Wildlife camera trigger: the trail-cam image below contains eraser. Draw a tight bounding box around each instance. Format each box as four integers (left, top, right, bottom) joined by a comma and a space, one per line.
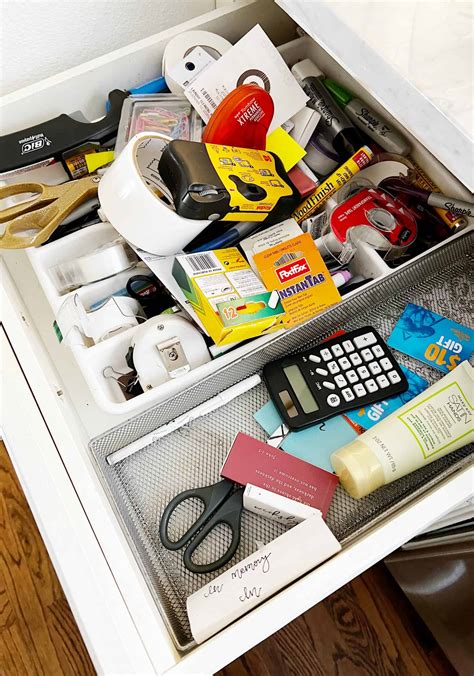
243, 484, 320, 525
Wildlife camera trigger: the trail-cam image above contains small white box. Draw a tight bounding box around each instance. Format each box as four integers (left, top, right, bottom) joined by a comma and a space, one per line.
243, 484, 320, 525
240, 219, 302, 274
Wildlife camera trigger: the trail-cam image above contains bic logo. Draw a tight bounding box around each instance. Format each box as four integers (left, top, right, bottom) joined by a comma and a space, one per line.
20, 135, 52, 155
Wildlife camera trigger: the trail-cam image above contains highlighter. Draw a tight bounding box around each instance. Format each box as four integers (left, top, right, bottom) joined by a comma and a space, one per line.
323, 79, 411, 156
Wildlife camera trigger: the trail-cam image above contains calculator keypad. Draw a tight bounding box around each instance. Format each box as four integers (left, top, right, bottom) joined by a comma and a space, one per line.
265, 326, 408, 430
301, 331, 405, 415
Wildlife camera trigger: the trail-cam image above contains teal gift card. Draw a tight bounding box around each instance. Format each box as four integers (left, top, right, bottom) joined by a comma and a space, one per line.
254, 401, 359, 473
344, 365, 428, 431
388, 303, 473, 373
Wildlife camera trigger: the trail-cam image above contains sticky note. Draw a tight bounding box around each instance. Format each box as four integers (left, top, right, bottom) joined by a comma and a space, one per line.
266, 127, 306, 171
85, 150, 115, 173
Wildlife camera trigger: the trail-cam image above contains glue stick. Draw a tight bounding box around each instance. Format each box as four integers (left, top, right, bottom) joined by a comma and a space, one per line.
292, 146, 373, 223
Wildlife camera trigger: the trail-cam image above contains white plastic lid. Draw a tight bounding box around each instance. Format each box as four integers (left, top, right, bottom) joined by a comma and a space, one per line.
331, 439, 385, 499
291, 58, 324, 84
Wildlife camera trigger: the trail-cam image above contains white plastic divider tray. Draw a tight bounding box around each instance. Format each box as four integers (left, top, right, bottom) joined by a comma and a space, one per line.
89, 230, 473, 651
22, 33, 473, 416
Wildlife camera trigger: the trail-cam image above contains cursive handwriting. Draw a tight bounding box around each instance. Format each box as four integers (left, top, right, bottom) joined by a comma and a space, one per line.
231, 553, 272, 580
239, 585, 262, 603
203, 583, 223, 598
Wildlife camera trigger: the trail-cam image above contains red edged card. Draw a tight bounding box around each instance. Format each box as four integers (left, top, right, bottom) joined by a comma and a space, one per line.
221, 432, 339, 518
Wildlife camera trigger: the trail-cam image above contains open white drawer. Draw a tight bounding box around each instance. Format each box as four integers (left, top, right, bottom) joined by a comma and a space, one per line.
1, 1, 473, 673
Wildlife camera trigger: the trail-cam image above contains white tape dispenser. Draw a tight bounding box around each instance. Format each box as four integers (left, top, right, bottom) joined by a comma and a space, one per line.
98, 133, 211, 255
129, 315, 211, 390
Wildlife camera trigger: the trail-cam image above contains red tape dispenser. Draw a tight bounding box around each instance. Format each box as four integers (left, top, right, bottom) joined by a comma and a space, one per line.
321, 186, 418, 264
202, 84, 274, 150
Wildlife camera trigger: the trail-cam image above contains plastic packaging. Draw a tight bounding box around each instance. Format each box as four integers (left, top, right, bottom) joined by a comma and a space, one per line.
331, 361, 474, 499
115, 94, 202, 155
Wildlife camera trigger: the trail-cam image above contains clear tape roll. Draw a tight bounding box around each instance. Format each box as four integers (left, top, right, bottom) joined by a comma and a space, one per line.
98, 132, 210, 255
51, 239, 137, 293
162, 31, 232, 94
56, 294, 144, 344
87, 296, 143, 342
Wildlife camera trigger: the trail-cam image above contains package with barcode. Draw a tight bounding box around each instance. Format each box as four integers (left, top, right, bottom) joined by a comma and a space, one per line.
253, 233, 342, 328
240, 218, 303, 275
172, 248, 285, 345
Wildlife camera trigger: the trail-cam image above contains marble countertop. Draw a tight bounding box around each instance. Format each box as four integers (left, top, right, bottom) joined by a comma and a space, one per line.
277, 0, 473, 190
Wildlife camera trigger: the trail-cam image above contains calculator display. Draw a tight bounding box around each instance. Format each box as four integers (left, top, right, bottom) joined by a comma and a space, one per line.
283, 365, 319, 414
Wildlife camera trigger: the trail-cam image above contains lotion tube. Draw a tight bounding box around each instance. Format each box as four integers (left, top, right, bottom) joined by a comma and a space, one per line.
331, 361, 473, 499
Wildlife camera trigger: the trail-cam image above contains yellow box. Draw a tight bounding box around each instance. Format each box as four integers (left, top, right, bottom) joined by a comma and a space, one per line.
253, 233, 341, 328
172, 248, 285, 346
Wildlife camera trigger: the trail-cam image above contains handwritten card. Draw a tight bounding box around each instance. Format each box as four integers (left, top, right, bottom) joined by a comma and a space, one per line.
187, 513, 341, 643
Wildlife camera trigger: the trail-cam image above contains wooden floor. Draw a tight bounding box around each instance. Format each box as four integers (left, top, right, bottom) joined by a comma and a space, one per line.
0, 441, 455, 676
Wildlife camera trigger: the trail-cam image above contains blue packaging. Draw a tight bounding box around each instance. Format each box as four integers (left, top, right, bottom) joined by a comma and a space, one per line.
344, 365, 428, 430
388, 303, 473, 373
254, 401, 359, 473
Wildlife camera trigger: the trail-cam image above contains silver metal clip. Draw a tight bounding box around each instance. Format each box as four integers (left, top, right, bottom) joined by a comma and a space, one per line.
157, 336, 190, 378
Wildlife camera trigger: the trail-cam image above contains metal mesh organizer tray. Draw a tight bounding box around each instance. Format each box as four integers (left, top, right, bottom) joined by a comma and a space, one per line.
90, 231, 473, 651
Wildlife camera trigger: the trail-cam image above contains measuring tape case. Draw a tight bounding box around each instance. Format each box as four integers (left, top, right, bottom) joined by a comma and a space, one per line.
159, 140, 299, 223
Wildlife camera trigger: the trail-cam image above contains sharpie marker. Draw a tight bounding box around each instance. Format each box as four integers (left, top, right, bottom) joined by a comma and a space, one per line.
291, 59, 363, 160
324, 79, 411, 156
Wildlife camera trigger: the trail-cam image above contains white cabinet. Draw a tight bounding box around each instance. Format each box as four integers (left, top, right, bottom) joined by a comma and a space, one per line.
1, 1, 472, 673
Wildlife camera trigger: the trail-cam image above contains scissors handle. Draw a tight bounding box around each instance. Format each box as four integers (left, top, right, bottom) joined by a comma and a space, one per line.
0, 175, 100, 248
160, 479, 234, 551
183, 487, 244, 574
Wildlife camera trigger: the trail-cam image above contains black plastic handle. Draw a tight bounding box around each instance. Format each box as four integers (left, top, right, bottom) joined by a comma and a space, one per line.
159, 479, 234, 552
183, 487, 244, 574
0, 90, 128, 173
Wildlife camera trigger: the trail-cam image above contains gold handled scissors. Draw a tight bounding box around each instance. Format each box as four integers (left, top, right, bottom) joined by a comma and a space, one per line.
0, 174, 100, 248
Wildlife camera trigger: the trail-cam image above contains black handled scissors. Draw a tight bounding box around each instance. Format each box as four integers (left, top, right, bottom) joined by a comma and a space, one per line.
159, 479, 244, 574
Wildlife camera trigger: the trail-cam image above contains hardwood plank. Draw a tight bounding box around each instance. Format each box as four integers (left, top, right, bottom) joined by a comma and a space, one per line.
218, 556, 456, 676
0, 442, 95, 676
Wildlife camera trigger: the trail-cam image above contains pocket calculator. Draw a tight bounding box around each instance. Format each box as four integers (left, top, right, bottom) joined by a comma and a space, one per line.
263, 326, 408, 430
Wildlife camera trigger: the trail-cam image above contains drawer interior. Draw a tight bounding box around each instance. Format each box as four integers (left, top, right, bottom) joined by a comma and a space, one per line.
5, 11, 470, 437
2, 0, 473, 668
89, 231, 473, 651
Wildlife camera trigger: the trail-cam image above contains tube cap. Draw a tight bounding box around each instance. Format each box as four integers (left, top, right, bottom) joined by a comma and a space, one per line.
291, 59, 324, 84
324, 78, 354, 107
331, 440, 385, 499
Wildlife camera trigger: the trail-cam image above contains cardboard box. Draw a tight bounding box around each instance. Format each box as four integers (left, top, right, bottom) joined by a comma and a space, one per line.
253, 232, 341, 327
240, 218, 302, 274
172, 248, 284, 345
